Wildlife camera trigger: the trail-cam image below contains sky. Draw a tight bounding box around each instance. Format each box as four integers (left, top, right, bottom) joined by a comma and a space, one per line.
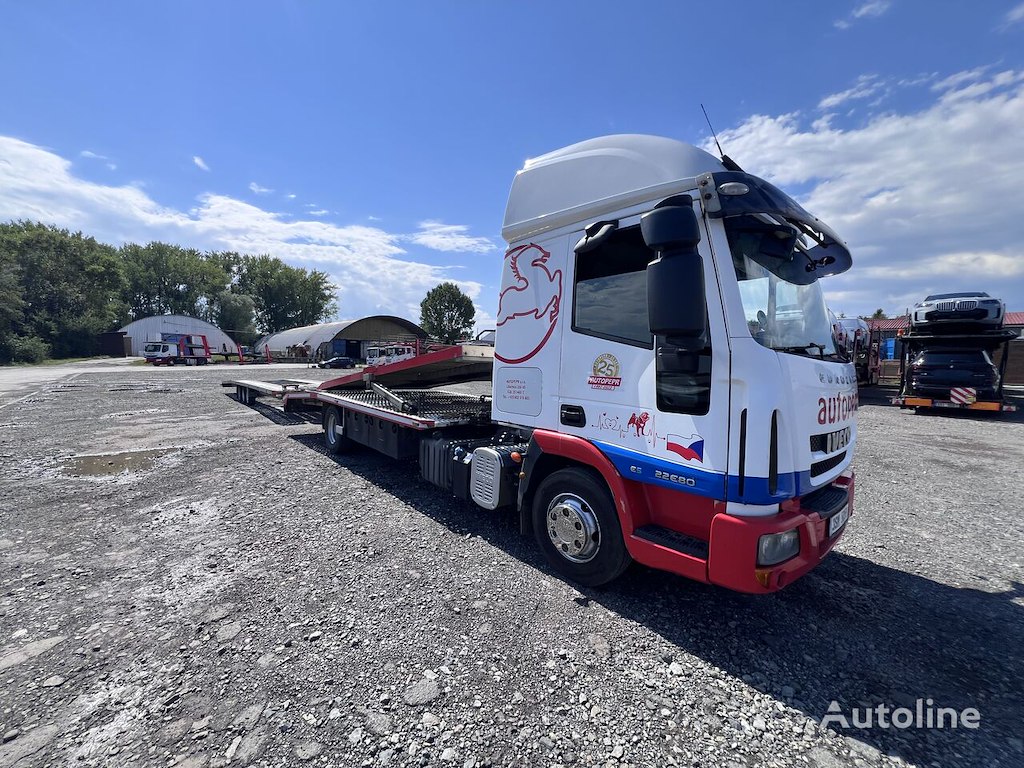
2, 1, 1024, 329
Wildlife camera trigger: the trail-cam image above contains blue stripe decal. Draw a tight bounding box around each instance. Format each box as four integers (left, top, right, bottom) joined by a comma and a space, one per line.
591, 440, 810, 505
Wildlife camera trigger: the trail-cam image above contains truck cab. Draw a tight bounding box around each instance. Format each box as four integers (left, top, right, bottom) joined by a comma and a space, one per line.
494, 135, 856, 592
366, 344, 416, 366
143, 342, 177, 365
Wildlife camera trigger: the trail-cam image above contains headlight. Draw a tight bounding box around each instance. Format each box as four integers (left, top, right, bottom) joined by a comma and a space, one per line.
757, 530, 800, 566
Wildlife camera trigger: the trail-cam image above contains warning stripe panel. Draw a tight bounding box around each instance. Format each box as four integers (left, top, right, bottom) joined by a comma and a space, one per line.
950, 387, 977, 405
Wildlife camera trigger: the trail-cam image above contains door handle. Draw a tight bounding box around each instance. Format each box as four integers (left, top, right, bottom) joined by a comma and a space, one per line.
560, 404, 586, 427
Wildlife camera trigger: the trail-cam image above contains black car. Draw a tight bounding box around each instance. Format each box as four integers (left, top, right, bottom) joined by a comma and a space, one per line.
908, 349, 1000, 399
318, 356, 355, 369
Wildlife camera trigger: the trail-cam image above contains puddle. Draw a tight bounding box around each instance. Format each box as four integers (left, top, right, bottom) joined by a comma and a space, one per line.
62, 448, 178, 476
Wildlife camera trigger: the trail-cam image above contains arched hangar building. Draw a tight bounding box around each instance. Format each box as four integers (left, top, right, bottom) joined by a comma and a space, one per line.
119, 315, 237, 356
255, 316, 428, 360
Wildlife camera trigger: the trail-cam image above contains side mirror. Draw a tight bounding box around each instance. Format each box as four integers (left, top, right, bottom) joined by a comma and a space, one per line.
641, 195, 701, 252
643, 198, 707, 346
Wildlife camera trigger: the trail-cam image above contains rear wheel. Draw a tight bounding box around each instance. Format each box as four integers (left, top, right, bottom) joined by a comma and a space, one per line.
323, 406, 355, 454
532, 467, 631, 587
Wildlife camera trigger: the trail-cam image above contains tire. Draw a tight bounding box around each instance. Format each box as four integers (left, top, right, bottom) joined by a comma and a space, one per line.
323, 406, 355, 454
532, 467, 631, 587
167, 358, 175, 366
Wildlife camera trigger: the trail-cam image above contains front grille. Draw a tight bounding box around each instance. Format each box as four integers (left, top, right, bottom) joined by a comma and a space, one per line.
936, 301, 956, 312
809, 433, 826, 452
956, 300, 978, 311
811, 451, 846, 477
800, 484, 848, 517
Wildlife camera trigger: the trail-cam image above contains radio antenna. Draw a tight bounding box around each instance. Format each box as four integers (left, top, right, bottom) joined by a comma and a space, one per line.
700, 103, 743, 172
701, 103, 725, 157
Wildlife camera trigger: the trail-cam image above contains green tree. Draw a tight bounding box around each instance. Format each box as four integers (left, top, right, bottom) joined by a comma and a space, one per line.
871, 308, 887, 319
212, 290, 257, 344
420, 282, 475, 344
121, 242, 229, 320
236, 255, 337, 333
0, 221, 127, 359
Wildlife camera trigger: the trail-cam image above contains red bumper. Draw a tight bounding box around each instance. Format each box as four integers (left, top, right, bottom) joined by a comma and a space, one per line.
707, 473, 854, 593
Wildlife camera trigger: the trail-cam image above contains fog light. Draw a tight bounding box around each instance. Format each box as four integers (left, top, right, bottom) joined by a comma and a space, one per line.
757, 530, 800, 566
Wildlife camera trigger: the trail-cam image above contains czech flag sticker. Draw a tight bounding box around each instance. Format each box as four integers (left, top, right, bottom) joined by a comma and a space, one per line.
667, 433, 704, 463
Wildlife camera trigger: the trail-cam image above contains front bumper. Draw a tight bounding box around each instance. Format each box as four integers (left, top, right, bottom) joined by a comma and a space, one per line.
707, 473, 854, 593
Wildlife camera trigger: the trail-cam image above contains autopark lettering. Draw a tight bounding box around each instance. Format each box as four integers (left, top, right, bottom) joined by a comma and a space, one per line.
818, 390, 859, 425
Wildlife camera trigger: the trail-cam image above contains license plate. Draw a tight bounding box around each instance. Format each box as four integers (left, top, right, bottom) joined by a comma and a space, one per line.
826, 426, 851, 453
828, 504, 850, 537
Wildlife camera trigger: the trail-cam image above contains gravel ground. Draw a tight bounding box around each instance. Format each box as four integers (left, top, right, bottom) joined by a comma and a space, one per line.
1, 366, 1021, 768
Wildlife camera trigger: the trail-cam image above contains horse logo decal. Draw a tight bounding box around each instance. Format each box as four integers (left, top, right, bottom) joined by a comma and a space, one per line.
495, 243, 563, 364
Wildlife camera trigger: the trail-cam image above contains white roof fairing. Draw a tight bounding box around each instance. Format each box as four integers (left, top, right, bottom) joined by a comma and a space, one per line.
502, 135, 726, 243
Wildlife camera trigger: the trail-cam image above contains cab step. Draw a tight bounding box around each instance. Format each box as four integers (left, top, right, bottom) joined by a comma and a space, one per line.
633, 525, 709, 559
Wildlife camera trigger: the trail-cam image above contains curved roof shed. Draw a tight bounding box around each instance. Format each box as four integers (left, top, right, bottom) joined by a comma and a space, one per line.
255, 316, 428, 355
120, 315, 237, 356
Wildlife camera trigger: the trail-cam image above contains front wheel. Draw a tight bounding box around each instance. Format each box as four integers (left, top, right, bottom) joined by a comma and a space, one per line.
532, 468, 631, 587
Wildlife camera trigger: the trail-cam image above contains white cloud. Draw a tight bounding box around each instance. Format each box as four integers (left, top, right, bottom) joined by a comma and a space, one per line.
192, 156, 210, 172
408, 220, 494, 253
713, 68, 1024, 317
835, 0, 891, 29
819, 75, 884, 110
307, 209, 328, 217
0, 136, 489, 323
285, 193, 296, 200
248, 181, 273, 195
1004, 3, 1024, 27
853, 1, 890, 19
79, 150, 117, 172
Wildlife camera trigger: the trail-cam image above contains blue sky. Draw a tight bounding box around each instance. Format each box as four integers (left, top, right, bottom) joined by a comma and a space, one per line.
2, 1, 1024, 328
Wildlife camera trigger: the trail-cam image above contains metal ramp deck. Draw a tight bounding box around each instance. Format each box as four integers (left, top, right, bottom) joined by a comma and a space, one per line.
317, 344, 494, 391
311, 388, 492, 429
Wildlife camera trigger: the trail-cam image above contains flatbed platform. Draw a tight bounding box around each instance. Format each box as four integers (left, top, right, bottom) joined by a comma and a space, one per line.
222, 345, 496, 420
290, 388, 492, 429
318, 344, 494, 390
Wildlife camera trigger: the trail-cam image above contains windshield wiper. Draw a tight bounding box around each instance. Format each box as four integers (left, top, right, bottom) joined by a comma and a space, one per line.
775, 343, 826, 358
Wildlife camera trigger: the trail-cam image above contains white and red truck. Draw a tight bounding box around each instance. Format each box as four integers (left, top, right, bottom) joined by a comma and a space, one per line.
227, 135, 858, 593
144, 334, 212, 366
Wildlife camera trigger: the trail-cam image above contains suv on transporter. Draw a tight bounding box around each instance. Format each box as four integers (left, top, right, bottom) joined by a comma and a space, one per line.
910, 292, 1005, 331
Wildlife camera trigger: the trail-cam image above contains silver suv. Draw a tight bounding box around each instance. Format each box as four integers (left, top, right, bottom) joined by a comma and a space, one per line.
910, 292, 1005, 330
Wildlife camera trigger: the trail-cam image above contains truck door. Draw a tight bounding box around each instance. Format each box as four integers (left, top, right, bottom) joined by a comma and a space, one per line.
558, 208, 732, 502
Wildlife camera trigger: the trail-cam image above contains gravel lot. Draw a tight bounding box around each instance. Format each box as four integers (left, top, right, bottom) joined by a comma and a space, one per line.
1, 365, 1021, 768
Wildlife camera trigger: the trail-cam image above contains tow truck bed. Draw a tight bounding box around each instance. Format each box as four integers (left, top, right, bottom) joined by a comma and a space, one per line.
222, 345, 495, 421
891, 329, 1019, 412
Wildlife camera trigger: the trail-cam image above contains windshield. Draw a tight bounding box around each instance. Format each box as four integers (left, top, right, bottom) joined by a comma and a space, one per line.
144, 343, 161, 353
726, 215, 837, 357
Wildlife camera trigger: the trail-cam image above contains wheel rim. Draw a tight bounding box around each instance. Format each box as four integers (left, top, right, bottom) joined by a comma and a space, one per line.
326, 411, 337, 445
545, 492, 600, 563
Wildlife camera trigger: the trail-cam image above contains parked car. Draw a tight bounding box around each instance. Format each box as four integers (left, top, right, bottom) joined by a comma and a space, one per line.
908, 349, 1000, 400
318, 356, 355, 369
910, 292, 1005, 330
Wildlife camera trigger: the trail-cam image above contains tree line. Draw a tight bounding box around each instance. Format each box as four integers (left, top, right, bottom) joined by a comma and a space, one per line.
0, 221, 336, 362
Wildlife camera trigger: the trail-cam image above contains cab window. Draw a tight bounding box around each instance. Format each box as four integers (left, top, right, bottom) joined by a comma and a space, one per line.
573, 225, 653, 348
